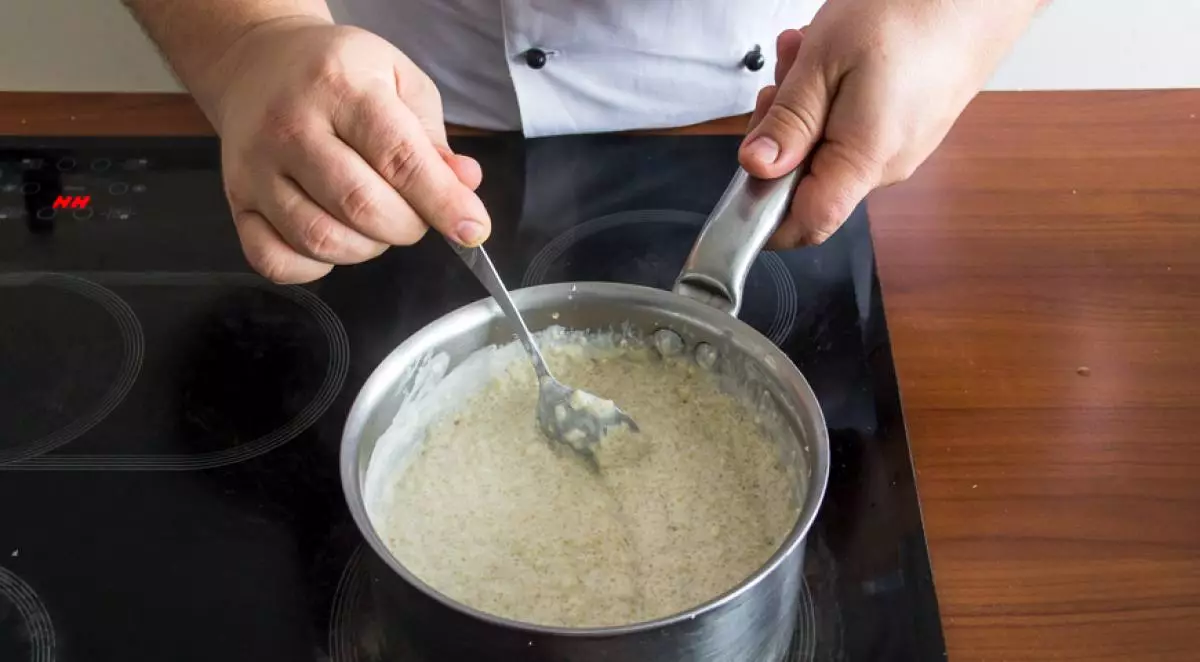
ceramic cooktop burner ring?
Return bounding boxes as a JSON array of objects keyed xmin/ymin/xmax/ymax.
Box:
[
  {"xmin": 166, "ymin": 279, "xmax": 352, "ymax": 470},
  {"xmin": 7, "ymin": 274, "xmax": 351, "ymax": 471},
  {"xmin": 328, "ymin": 547, "xmax": 360, "ymax": 662},
  {"xmin": 520, "ymin": 210, "xmax": 799, "ymax": 346},
  {"xmin": 329, "ymin": 546, "xmax": 383, "ymax": 662},
  {"xmin": 0, "ymin": 565, "xmax": 57, "ymax": 662},
  {"xmin": 0, "ymin": 272, "xmax": 143, "ymax": 466}
]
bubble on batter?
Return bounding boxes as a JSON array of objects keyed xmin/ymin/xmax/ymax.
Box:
[
  {"xmin": 694, "ymin": 342, "xmax": 718, "ymax": 370},
  {"xmin": 652, "ymin": 328, "xmax": 685, "ymax": 358}
]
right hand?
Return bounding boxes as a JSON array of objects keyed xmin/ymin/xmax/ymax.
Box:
[{"xmin": 200, "ymin": 17, "xmax": 490, "ymax": 284}]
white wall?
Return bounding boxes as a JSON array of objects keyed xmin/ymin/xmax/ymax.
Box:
[
  {"xmin": 989, "ymin": 0, "xmax": 1200, "ymax": 90},
  {"xmin": 1, "ymin": 0, "xmax": 1197, "ymax": 93}
]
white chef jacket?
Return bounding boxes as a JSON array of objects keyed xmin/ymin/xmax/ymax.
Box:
[{"xmin": 326, "ymin": 0, "xmax": 822, "ymax": 137}]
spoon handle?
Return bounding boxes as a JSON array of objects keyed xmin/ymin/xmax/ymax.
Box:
[{"xmin": 446, "ymin": 240, "xmax": 554, "ymax": 381}]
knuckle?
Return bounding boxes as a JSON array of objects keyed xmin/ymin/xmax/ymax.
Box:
[
  {"xmin": 336, "ymin": 181, "xmax": 377, "ymax": 224},
  {"xmin": 825, "ymin": 192, "xmax": 862, "ymax": 231},
  {"xmin": 310, "ymin": 54, "xmax": 346, "ymax": 86},
  {"xmin": 223, "ymin": 180, "xmax": 251, "ymax": 210},
  {"xmin": 312, "ymin": 65, "xmax": 360, "ymax": 104},
  {"xmin": 308, "ymin": 35, "xmax": 357, "ymax": 84},
  {"xmin": 767, "ymin": 100, "xmax": 822, "ymax": 140},
  {"xmin": 409, "ymin": 69, "xmax": 442, "ymax": 105},
  {"xmin": 806, "ymin": 225, "xmax": 838, "ymax": 246},
  {"xmin": 822, "ymin": 188, "xmax": 862, "ymax": 229},
  {"xmin": 884, "ymin": 143, "xmax": 931, "ymax": 184},
  {"xmin": 889, "ymin": 159, "xmax": 919, "ymax": 184},
  {"xmin": 391, "ymin": 48, "xmax": 437, "ymax": 98},
  {"xmin": 873, "ymin": 122, "xmax": 909, "ymax": 161},
  {"xmin": 377, "ymin": 140, "xmax": 425, "ymax": 190},
  {"xmin": 262, "ymin": 108, "xmax": 312, "ymax": 145},
  {"xmin": 829, "ymin": 142, "xmax": 886, "ymax": 187},
  {"xmin": 242, "ymin": 240, "xmax": 293, "ymax": 284},
  {"xmin": 755, "ymin": 85, "xmax": 776, "ymax": 108},
  {"xmin": 298, "ymin": 214, "xmax": 343, "ymax": 259},
  {"xmin": 311, "ymin": 35, "xmax": 392, "ymax": 103}
]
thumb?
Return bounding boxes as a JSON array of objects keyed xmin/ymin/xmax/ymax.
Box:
[
  {"xmin": 436, "ymin": 146, "xmax": 484, "ymax": 191},
  {"xmin": 739, "ymin": 53, "xmax": 830, "ymax": 180}
]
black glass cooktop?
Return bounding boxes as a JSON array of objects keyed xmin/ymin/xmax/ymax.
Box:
[{"xmin": 0, "ymin": 134, "xmax": 944, "ymax": 661}]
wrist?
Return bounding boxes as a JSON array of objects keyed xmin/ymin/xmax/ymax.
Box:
[
  {"xmin": 193, "ymin": 15, "xmax": 331, "ymax": 127},
  {"xmin": 123, "ymin": 0, "xmax": 334, "ymax": 125}
]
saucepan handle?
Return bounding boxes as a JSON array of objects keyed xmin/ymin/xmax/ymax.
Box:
[{"xmin": 672, "ymin": 166, "xmax": 803, "ymax": 317}]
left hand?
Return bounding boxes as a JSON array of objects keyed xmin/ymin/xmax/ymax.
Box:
[{"xmin": 739, "ymin": 0, "xmax": 1044, "ymax": 249}]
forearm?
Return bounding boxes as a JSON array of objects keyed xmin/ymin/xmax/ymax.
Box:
[{"xmin": 122, "ymin": 0, "xmax": 332, "ymax": 116}]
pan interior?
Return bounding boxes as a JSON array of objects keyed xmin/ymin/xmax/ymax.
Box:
[{"xmin": 346, "ymin": 282, "xmax": 823, "ymax": 630}]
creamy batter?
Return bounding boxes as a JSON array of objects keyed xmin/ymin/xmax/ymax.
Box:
[{"xmin": 373, "ymin": 335, "xmax": 799, "ymax": 628}]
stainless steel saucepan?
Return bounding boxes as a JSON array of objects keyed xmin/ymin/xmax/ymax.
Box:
[{"xmin": 340, "ymin": 167, "xmax": 830, "ymax": 662}]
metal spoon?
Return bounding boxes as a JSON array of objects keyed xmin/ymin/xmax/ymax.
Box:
[{"xmin": 447, "ymin": 240, "xmax": 640, "ymax": 457}]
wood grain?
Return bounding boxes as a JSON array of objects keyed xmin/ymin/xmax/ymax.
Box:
[
  {"xmin": 2, "ymin": 89, "xmax": 1199, "ymax": 660},
  {"xmin": 0, "ymin": 92, "xmax": 213, "ymax": 135},
  {"xmin": 870, "ymin": 89, "xmax": 1200, "ymax": 661},
  {"xmin": 0, "ymin": 92, "xmax": 750, "ymax": 137}
]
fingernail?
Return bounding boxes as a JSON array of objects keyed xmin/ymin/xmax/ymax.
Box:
[
  {"xmin": 745, "ymin": 136, "xmax": 780, "ymax": 165},
  {"xmin": 455, "ymin": 220, "xmax": 487, "ymax": 247}
]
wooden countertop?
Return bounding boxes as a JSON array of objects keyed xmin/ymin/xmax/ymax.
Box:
[{"xmin": 3, "ymin": 90, "xmax": 1198, "ymax": 660}]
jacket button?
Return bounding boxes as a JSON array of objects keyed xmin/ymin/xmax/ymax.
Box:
[
  {"xmin": 524, "ymin": 48, "xmax": 548, "ymax": 69},
  {"xmin": 742, "ymin": 45, "xmax": 765, "ymax": 72}
]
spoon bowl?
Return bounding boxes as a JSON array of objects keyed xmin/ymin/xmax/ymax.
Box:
[
  {"xmin": 536, "ymin": 374, "xmax": 640, "ymax": 456},
  {"xmin": 447, "ymin": 240, "xmax": 640, "ymax": 458}
]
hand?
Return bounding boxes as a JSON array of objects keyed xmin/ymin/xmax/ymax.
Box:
[
  {"xmin": 739, "ymin": 0, "xmax": 1042, "ymax": 249},
  {"xmin": 201, "ymin": 17, "xmax": 490, "ymax": 283}
]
